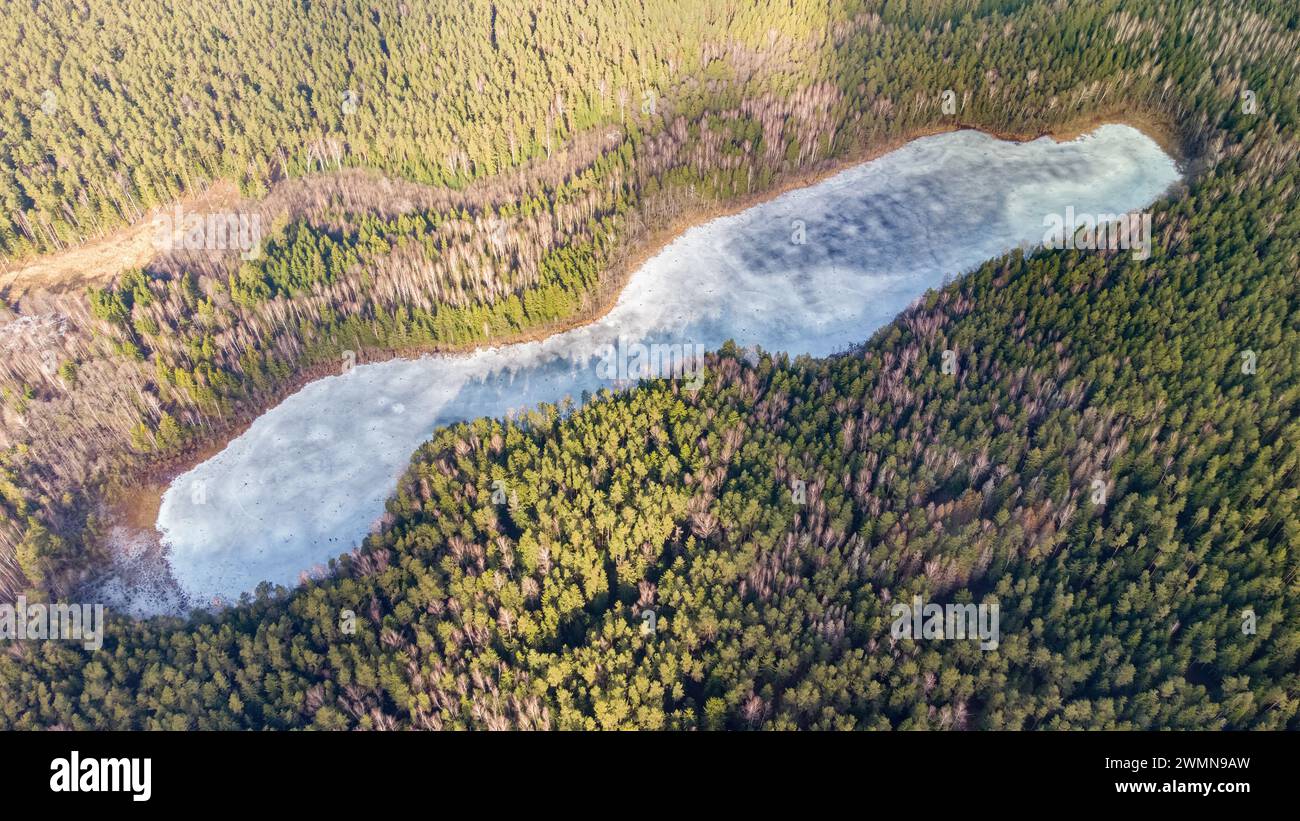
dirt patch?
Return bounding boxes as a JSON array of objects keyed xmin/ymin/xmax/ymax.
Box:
[
  {"xmin": 0, "ymin": 181, "xmax": 244, "ymax": 303},
  {"xmin": 0, "ymin": 222, "xmax": 159, "ymax": 302}
]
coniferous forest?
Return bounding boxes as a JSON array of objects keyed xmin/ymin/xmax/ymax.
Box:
[{"xmin": 0, "ymin": 0, "xmax": 1297, "ymax": 730}]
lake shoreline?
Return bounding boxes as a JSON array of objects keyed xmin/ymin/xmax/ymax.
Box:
[{"xmin": 95, "ymin": 112, "xmax": 1184, "ymax": 610}]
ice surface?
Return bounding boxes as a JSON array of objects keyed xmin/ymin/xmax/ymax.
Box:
[{"xmin": 144, "ymin": 125, "xmax": 1179, "ymax": 610}]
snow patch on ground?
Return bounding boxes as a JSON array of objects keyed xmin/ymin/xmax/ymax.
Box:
[{"xmin": 94, "ymin": 520, "xmax": 190, "ymax": 618}]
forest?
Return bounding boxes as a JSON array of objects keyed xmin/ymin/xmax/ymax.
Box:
[{"xmin": 0, "ymin": 0, "xmax": 1297, "ymax": 729}]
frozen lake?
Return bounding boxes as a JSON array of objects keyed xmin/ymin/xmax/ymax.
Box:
[{"xmin": 132, "ymin": 124, "xmax": 1179, "ymax": 612}]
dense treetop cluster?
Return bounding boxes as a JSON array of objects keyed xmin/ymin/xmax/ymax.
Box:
[{"xmin": 0, "ymin": 0, "xmax": 1297, "ymax": 728}]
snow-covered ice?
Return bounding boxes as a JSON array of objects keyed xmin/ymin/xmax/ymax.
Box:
[{"xmin": 142, "ymin": 124, "xmax": 1179, "ymax": 609}]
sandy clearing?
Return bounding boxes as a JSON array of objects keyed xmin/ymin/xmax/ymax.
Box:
[{"xmin": 0, "ymin": 180, "xmax": 244, "ymax": 303}]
